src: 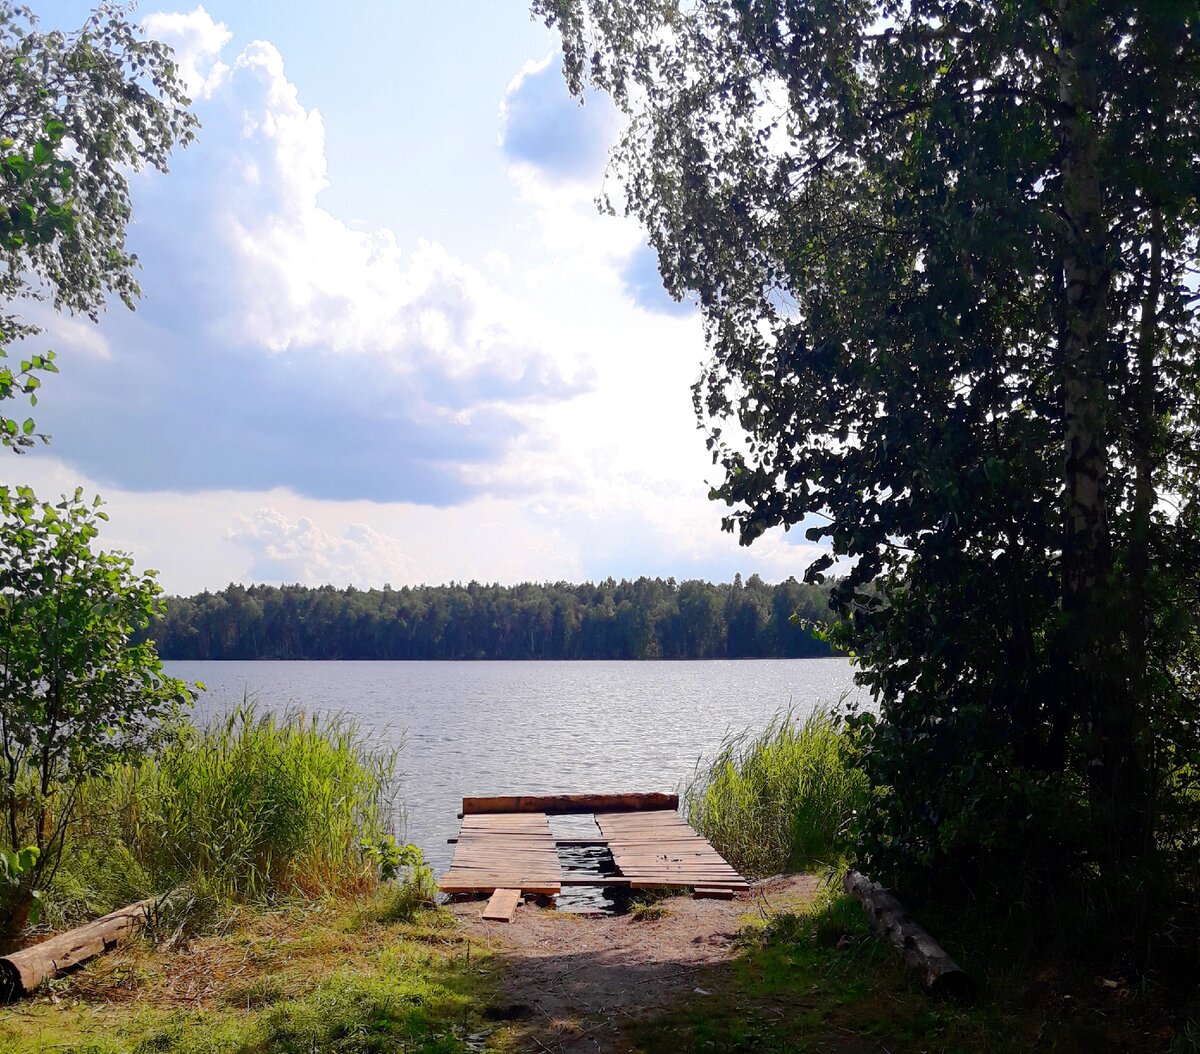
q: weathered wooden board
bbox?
[597,810,747,891]
[462,792,679,815]
[441,795,745,903]
[481,888,522,923]
[439,810,562,895]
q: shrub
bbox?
[0,487,192,944]
[683,708,869,878]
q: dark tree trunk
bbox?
[1057,0,1144,856]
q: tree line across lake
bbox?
[148,576,838,661]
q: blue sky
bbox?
[16,2,824,592]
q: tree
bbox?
[0,486,192,942]
[0,3,196,448]
[535,0,1200,901]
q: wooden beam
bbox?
[844,870,971,999]
[461,792,679,815]
[0,895,163,1000]
[439,880,562,895]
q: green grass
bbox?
[47,705,399,926]
[628,884,1195,1053]
[0,895,496,1054]
[682,708,869,878]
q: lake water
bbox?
[162,658,862,877]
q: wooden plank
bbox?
[440,881,561,895]
[631,879,749,890]
[481,888,522,923]
[597,809,748,892]
[440,809,565,896]
[557,875,631,886]
[462,792,679,815]
[694,887,735,900]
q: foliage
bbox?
[628,897,669,922]
[0,897,491,1054]
[361,835,425,883]
[0,843,38,925]
[0,485,191,940]
[683,709,869,878]
[149,575,837,660]
[628,886,1197,1053]
[0,3,196,448]
[51,705,399,924]
[356,838,438,925]
[535,0,1200,911]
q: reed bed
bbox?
[682,708,869,878]
[53,705,398,922]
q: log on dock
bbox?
[844,870,971,999]
[462,792,678,815]
[1,895,161,1000]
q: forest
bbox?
[147,576,838,661]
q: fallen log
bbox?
[843,870,971,999]
[0,893,168,1000]
[462,792,678,815]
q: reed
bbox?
[682,708,869,878]
[54,704,398,921]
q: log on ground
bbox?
[844,870,971,999]
[0,894,168,1000]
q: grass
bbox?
[682,708,869,878]
[627,883,1197,1053]
[628,901,669,922]
[0,892,497,1054]
[46,705,398,927]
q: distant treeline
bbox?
[149,576,838,660]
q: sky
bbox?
[14,1,827,594]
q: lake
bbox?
[163,658,862,876]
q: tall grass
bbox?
[682,708,869,878]
[53,705,398,922]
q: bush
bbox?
[683,708,869,878]
[0,486,192,945]
[49,704,398,924]
[355,841,439,926]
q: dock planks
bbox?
[438,794,747,900]
[596,810,748,892]
[439,811,562,895]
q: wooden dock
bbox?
[596,809,748,891]
[438,792,748,917]
[438,811,562,896]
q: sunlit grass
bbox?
[682,708,869,878]
[49,704,399,925]
[0,896,492,1054]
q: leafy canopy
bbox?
[535,0,1200,893]
[0,3,196,448]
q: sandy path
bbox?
[450,875,819,1053]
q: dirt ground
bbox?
[449,874,820,1053]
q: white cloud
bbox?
[499,54,620,184]
[228,508,418,587]
[35,8,586,506]
[142,6,231,100]
[7,11,833,595]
